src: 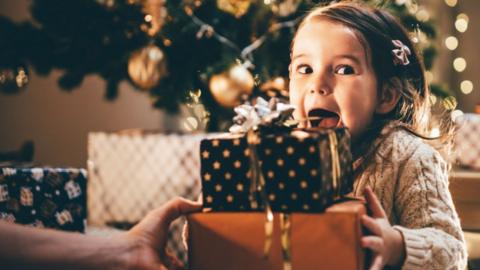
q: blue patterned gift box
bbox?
[0,167,87,232]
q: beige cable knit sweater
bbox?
[351,126,468,270]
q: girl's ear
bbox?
[375,80,401,114]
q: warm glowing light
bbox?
[183,116,199,131]
[442,96,457,110]
[451,110,464,122]
[430,127,440,138]
[445,0,457,7]
[453,57,467,72]
[445,36,458,50]
[455,18,468,33]
[425,71,434,85]
[460,80,474,95]
[416,9,430,22]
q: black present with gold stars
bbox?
[0,167,87,232]
[200,128,353,212]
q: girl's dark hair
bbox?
[292,2,455,173]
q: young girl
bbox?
[289,2,467,269]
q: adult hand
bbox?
[361,187,406,270]
[123,197,202,270]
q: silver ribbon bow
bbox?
[392,39,411,66]
[229,97,295,134]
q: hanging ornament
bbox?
[260,76,288,98]
[128,44,167,90]
[141,0,168,37]
[0,66,29,94]
[217,0,251,18]
[209,64,255,108]
[270,0,301,17]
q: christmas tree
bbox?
[0,0,452,131]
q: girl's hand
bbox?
[361,187,406,270]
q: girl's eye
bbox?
[335,65,355,75]
[297,65,313,74]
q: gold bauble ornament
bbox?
[141,0,168,36]
[0,67,29,94]
[270,0,301,17]
[260,76,288,97]
[128,44,167,90]
[209,65,255,107]
[217,0,251,18]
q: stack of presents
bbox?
[1,98,479,269]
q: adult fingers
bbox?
[369,255,384,270]
[361,215,383,236]
[364,187,387,219]
[164,251,185,270]
[361,236,384,252]
[158,197,202,226]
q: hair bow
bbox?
[391,39,411,66]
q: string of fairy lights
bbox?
[443,0,472,120]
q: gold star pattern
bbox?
[288,170,296,178]
[312,192,319,199]
[222,149,230,158]
[233,139,241,146]
[278,183,285,190]
[244,148,250,156]
[227,195,234,203]
[310,169,318,176]
[215,184,222,192]
[236,183,244,191]
[265,149,272,155]
[225,172,232,180]
[309,146,315,153]
[251,201,258,209]
[204,173,212,181]
[291,193,298,200]
[206,196,213,203]
[267,171,275,179]
[277,159,284,167]
[234,160,241,168]
[268,194,276,201]
[298,158,306,166]
[286,146,294,155]
[300,181,308,189]
[212,140,220,147]
[281,205,288,210]
[275,136,284,144]
[303,204,310,211]
[201,150,210,159]
[213,161,221,170]
[246,170,251,178]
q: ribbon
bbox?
[280,213,292,270]
[327,130,342,199]
[230,98,345,270]
[246,130,274,258]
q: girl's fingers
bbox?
[364,187,387,219]
[369,255,384,270]
[362,215,383,236]
[361,236,384,252]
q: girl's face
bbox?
[289,19,379,141]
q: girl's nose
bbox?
[309,87,331,96]
[307,72,332,96]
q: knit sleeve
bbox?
[392,144,468,270]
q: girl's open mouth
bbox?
[308,108,341,129]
